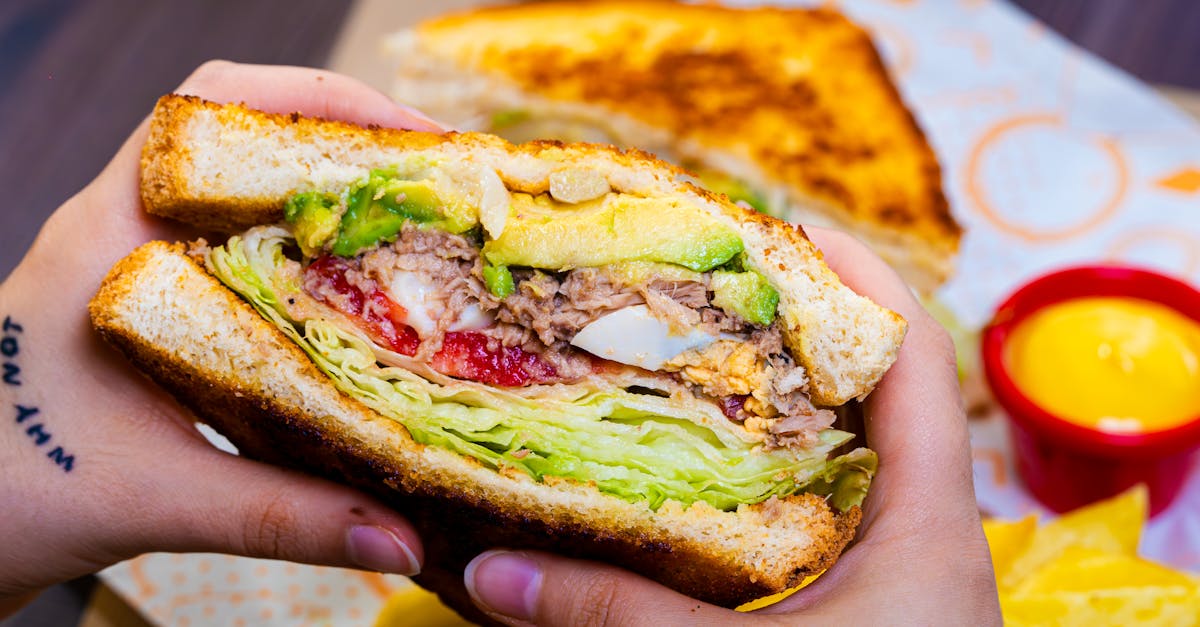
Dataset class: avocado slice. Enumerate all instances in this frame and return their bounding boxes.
[483,193,743,272]
[331,170,444,257]
[284,192,341,257]
[711,270,780,326]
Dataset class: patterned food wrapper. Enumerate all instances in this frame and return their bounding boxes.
[101,0,1200,624]
[101,554,412,626]
[803,0,1200,573]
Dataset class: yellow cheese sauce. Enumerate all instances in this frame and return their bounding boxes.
[1004,297,1200,433]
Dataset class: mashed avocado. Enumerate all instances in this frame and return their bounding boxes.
[284,169,478,258]
[482,264,515,298]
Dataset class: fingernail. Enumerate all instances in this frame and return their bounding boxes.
[464,550,542,621]
[395,104,447,132]
[346,525,420,576]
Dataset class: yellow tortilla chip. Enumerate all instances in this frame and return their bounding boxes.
[375,584,471,627]
[982,515,1037,585]
[1000,486,1147,591]
[986,486,1200,626]
[736,573,822,612]
[1016,548,1199,597]
[1001,587,1200,626]
[1052,485,1147,556]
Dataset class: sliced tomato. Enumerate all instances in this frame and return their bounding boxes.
[305,258,562,386]
[305,256,420,356]
[430,332,559,387]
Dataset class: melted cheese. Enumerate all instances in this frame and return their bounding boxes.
[1005,297,1200,433]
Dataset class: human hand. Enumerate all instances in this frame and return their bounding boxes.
[460,227,1002,626]
[0,61,443,617]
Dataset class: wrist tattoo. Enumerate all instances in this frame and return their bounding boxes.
[2,316,19,386]
[4,316,75,472]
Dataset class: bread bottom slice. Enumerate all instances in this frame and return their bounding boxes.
[89,241,861,612]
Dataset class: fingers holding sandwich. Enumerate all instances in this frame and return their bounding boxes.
[172,60,444,132]
[118,443,423,576]
[801,226,972,522]
[793,226,998,621]
[464,550,735,627]
[2,62,443,610]
[38,60,447,313]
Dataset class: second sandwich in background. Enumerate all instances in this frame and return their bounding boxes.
[388,0,962,293]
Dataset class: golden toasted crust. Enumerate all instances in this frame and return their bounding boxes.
[140,94,686,232]
[89,241,861,610]
[402,1,960,291]
[143,95,440,232]
[140,94,905,406]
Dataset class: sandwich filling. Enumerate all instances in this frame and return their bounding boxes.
[205,162,875,512]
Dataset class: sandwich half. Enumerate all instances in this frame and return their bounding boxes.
[91,95,906,611]
[387,1,961,294]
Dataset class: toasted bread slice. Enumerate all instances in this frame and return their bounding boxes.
[387,1,960,293]
[89,240,861,609]
[141,94,905,406]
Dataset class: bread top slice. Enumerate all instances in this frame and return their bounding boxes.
[89,240,861,608]
[391,1,960,293]
[141,94,904,406]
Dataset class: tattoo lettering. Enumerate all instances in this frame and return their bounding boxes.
[5,317,75,472]
[47,446,75,471]
[25,422,51,446]
[15,404,37,423]
[2,316,19,386]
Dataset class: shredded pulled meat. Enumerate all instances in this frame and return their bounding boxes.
[361,224,478,282]
[359,226,481,357]
[349,225,598,380]
[488,268,640,346]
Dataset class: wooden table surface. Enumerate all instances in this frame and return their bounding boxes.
[1,1,1198,626]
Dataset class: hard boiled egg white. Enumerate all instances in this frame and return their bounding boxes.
[386,271,492,338]
[570,305,722,371]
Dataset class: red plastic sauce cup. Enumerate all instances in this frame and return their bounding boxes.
[981,266,1200,516]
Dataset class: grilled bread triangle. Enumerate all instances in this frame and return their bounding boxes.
[388,1,960,293]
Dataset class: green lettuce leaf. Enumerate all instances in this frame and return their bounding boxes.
[207,227,875,512]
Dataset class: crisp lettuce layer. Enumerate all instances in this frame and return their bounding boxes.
[207,228,876,512]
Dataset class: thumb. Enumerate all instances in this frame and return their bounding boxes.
[463,550,740,627]
[123,444,423,576]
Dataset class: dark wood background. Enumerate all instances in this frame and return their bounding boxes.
[0,1,1197,625]
[0,0,354,281]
